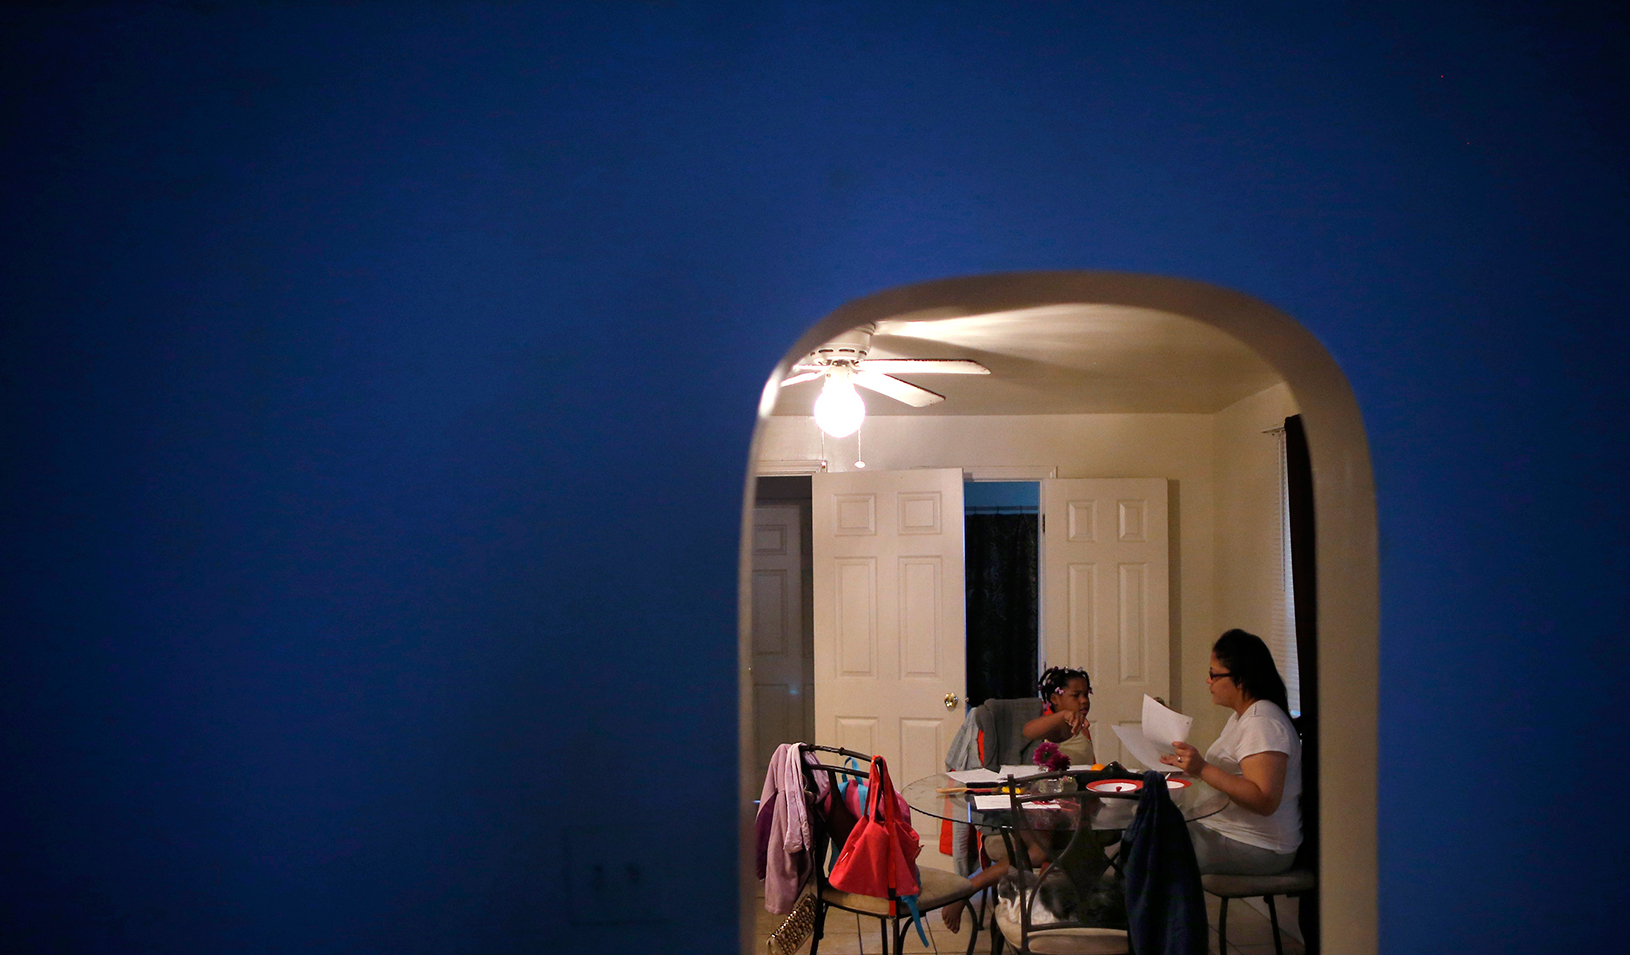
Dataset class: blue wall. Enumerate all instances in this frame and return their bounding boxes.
[4,3,1625,951]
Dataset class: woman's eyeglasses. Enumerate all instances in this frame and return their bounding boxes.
[1207,669,1235,682]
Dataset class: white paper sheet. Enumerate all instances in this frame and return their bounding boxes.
[972,794,1061,810]
[1110,695,1194,772]
[946,765,1050,785]
[946,768,1005,785]
[1142,694,1193,754]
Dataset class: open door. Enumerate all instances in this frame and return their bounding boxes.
[811,468,965,786]
[749,503,811,774]
[1041,478,1170,767]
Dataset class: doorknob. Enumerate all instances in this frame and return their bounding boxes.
[944,692,959,709]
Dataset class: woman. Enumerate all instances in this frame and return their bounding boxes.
[1162,629,1302,875]
[942,666,1096,933]
[1023,665,1096,768]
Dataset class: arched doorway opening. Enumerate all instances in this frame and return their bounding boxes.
[738,272,1377,954]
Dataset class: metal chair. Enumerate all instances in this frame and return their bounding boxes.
[798,744,985,955]
[1200,864,1316,955]
[991,771,1130,955]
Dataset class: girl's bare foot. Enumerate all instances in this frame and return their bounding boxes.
[940,899,964,934]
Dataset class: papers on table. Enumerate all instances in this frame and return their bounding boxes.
[972,794,1063,811]
[946,765,1051,786]
[1110,695,1195,773]
[952,765,1056,811]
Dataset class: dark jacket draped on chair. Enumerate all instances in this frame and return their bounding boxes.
[1121,770,1208,955]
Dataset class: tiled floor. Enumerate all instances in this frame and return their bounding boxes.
[752,889,1307,955]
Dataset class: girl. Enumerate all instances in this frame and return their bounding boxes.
[1023,665,1096,768]
[943,665,1097,933]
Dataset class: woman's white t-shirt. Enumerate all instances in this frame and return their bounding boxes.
[1196,700,1302,854]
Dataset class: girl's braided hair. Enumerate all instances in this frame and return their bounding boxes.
[1037,665,1092,700]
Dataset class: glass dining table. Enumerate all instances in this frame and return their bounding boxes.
[901,769,1230,944]
[901,769,1231,837]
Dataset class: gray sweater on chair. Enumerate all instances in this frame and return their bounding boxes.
[976,697,1045,770]
[943,698,1045,876]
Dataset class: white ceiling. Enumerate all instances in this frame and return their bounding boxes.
[770,303,1287,418]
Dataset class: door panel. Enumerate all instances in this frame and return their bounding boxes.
[750,504,810,774]
[813,469,965,784]
[1043,478,1169,769]
[835,718,879,760]
[899,557,944,676]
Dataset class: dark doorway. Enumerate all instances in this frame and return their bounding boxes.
[964,482,1039,706]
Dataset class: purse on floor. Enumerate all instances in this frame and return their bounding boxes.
[766,881,818,955]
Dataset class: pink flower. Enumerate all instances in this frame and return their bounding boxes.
[1033,740,1070,772]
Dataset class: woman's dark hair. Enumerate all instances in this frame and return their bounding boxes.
[1037,665,1092,701]
[1211,628,1289,713]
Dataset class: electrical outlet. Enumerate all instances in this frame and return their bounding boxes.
[563,825,670,925]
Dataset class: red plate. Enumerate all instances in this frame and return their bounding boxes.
[1084,779,1143,794]
[1165,776,1191,790]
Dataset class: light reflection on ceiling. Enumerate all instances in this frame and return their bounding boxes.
[772,304,1285,417]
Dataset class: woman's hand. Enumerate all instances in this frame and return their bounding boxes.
[1161,740,1206,776]
[1162,745,1288,815]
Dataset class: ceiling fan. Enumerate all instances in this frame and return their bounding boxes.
[781,324,990,436]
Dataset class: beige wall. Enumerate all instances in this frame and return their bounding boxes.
[756,386,1297,743]
[1199,382,1300,742]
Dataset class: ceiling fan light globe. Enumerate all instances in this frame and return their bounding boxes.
[813,379,866,437]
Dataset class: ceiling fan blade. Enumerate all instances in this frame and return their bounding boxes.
[855,359,990,375]
[853,371,945,407]
[779,370,825,387]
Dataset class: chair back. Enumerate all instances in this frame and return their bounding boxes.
[977,698,1047,768]
[995,771,1128,952]
[794,743,873,882]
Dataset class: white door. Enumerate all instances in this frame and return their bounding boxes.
[812,469,965,787]
[750,504,811,775]
[1042,478,1170,769]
